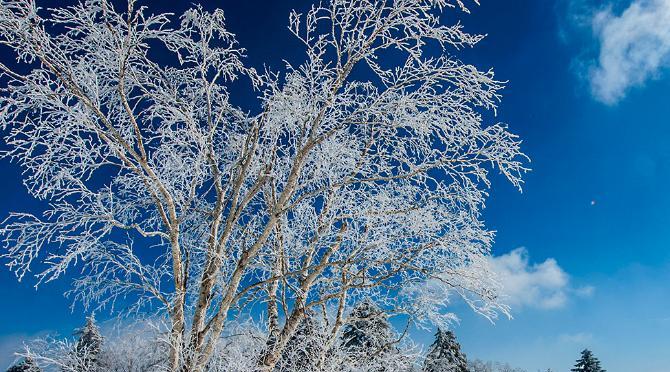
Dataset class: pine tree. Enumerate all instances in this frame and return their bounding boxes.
[6,357,40,372]
[341,301,394,352]
[571,349,605,372]
[72,315,104,371]
[422,329,468,372]
[274,313,324,372]
[340,300,397,370]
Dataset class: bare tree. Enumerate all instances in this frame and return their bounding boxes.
[0,0,527,370]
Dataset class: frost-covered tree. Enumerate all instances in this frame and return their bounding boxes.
[341,301,395,353]
[71,316,104,371]
[98,323,168,372]
[571,349,605,372]
[0,0,527,370]
[468,359,494,372]
[16,338,89,372]
[17,320,168,372]
[495,364,525,372]
[16,315,418,372]
[423,329,467,372]
[6,357,41,372]
[273,312,324,372]
[340,300,398,370]
[466,360,526,372]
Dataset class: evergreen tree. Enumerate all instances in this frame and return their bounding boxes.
[274,312,324,372]
[340,300,397,370]
[341,301,394,352]
[6,357,40,372]
[422,329,467,372]
[72,315,104,371]
[571,349,605,372]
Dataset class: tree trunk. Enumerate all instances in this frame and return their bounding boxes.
[168,316,184,371]
[256,308,306,372]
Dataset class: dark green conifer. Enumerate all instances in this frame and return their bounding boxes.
[571,349,605,372]
[7,357,40,372]
[423,328,468,372]
[72,315,104,371]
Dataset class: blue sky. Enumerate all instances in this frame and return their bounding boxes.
[1,0,670,371]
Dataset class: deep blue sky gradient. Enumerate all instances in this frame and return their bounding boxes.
[1,0,669,371]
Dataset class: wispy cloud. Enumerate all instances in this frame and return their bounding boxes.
[575,284,596,298]
[0,333,34,369]
[490,248,591,310]
[587,0,670,104]
[0,330,55,369]
[558,332,595,345]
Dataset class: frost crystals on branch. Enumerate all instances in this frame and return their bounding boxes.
[0,0,528,370]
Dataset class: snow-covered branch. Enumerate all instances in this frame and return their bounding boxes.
[0,0,527,370]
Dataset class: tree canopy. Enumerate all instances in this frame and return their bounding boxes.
[571,349,606,372]
[0,0,527,369]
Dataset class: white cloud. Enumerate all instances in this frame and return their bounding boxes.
[558,332,594,345]
[575,284,596,298]
[589,0,670,104]
[490,248,579,310]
